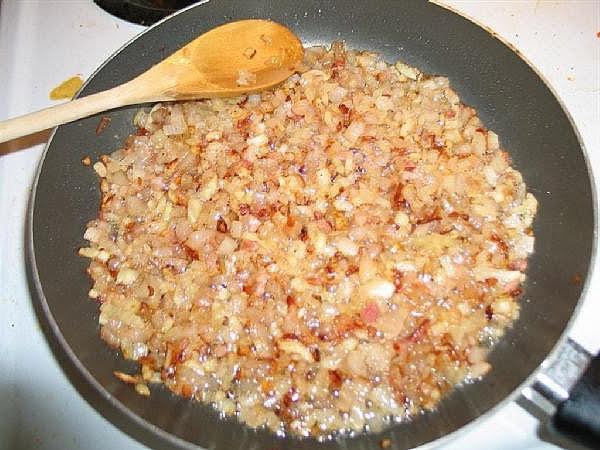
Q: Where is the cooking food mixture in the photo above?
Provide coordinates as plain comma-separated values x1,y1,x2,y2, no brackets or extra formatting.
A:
80,43,537,438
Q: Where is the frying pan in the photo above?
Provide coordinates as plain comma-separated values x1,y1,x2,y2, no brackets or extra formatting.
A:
26,1,597,449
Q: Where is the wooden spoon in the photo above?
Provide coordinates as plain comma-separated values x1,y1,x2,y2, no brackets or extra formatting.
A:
0,19,303,143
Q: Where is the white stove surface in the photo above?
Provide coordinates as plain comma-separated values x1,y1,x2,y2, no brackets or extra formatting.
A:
0,1,598,449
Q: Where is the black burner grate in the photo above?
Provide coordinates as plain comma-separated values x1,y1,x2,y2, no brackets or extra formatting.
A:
94,0,197,26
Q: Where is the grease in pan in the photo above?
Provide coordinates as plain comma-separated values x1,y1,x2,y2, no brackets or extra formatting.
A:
80,42,536,438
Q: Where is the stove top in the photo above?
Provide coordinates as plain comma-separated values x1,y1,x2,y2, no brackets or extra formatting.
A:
1,1,598,449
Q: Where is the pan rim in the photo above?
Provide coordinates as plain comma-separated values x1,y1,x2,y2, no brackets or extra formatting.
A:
26,1,598,449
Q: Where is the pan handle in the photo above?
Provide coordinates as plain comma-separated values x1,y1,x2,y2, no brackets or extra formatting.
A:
552,352,600,448
520,338,600,448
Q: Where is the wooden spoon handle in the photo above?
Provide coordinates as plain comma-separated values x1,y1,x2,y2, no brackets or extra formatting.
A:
0,84,137,144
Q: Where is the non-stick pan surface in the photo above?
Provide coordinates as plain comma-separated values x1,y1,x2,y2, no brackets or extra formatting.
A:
28,1,595,449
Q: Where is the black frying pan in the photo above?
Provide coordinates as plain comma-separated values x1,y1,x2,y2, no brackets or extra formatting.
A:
27,1,597,449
